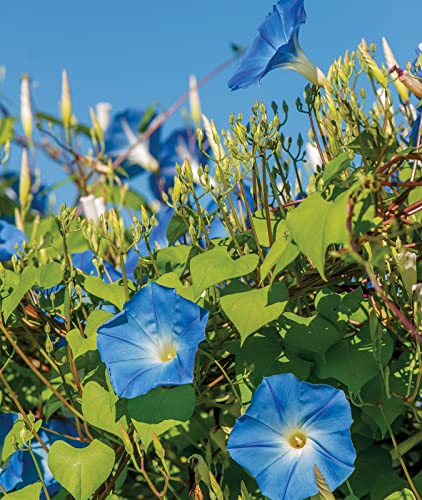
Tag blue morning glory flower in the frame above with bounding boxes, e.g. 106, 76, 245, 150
228, 0, 326, 91
97, 282, 208, 398
0, 220, 27, 261
227, 374, 356, 500
104, 108, 161, 178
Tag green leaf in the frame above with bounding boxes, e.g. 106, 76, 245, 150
85, 309, 114, 336
280, 312, 342, 362
2, 482, 41, 499
321, 152, 353, 186
1, 419, 42, 463
315, 327, 393, 393
0, 117, 16, 145
128, 385, 195, 450
156, 245, 196, 277
260, 221, 299, 281
36, 262, 63, 289
287, 192, 349, 280
48, 439, 115, 500
82, 275, 126, 309
252, 210, 282, 247
82, 382, 126, 436
190, 247, 259, 299
2, 266, 36, 322
68, 310, 113, 359
220, 282, 288, 344
384, 489, 417, 500
67, 329, 97, 359
360, 375, 406, 437
155, 272, 194, 301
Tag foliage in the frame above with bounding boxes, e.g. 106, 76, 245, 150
0, 6, 422, 500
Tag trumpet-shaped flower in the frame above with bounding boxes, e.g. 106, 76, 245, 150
97, 282, 208, 398
0, 220, 27, 261
104, 108, 161, 177
228, 0, 326, 91
227, 374, 356, 500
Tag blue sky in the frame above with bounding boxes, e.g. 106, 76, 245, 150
1, 0, 421, 202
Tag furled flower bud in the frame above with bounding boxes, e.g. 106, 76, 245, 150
397, 251, 417, 297
60, 69, 72, 130
89, 107, 104, 143
20, 75, 33, 144
19, 148, 32, 209
202, 113, 224, 161
358, 39, 388, 88
80, 194, 105, 223
95, 102, 112, 131
397, 70, 422, 99
382, 37, 409, 102
189, 75, 201, 127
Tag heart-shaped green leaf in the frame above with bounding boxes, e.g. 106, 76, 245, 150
287, 192, 349, 280
128, 385, 195, 450
48, 439, 115, 500
2, 483, 41, 499
82, 382, 127, 436
190, 247, 259, 299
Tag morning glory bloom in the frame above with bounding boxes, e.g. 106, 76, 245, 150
104, 108, 161, 177
97, 282, 208, 398
0, 220, 27, 261
228, 0, 326, 91
227, 374, 356, 500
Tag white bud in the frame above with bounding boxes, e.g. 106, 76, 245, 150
189, 75, 201, 127
95, 102, 112, 131
80, 194, 104, 223
60, 69, 72, 128
397, 251, 417, 297
20, 75, 33, 143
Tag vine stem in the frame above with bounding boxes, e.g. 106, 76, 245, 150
0, 369, 49, 453
378, 403, 421, 500
0, 322, 85, 420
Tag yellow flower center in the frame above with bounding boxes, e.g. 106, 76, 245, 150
288, 431, 307, 449
159, 343, 177, 363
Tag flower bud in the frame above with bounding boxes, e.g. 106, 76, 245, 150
19, 148, 32, 209
397, 251, 417, 297
80, 194, 102, 223
189, 75, 201, 127
382, 37, 409, 102
89, 107, 104, 143
358, 39, 388, 88
60, 69, 72, 130
202, 113, 224, 161
397, 71, 422, 99
20, 75, 33, 145
95, 102, 112, 131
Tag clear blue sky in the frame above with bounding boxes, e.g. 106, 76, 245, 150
1, 0, 421, 201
